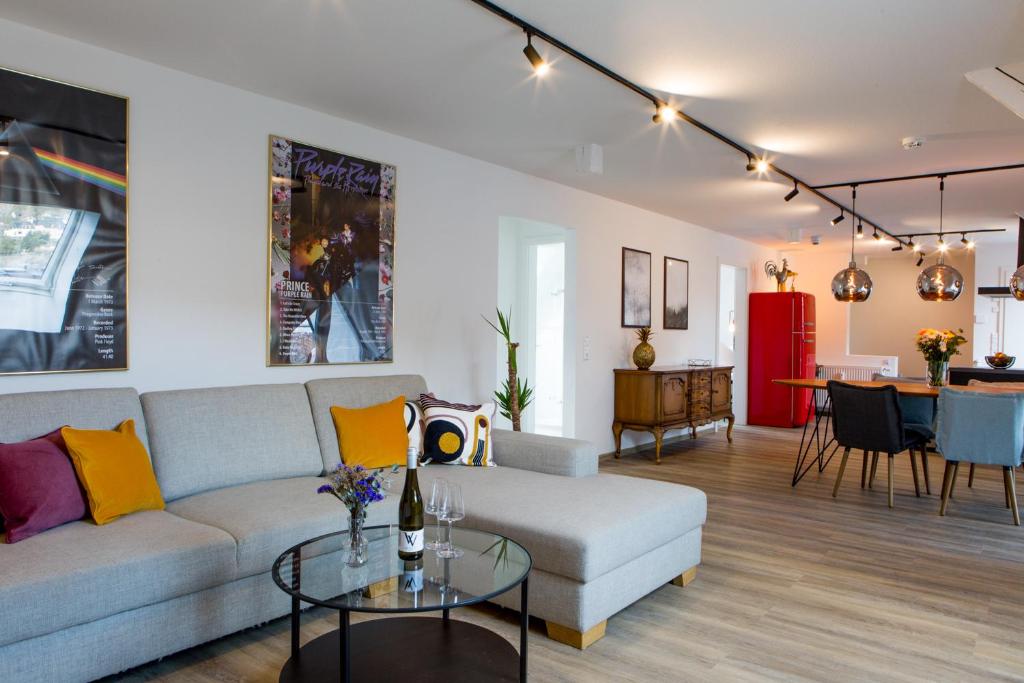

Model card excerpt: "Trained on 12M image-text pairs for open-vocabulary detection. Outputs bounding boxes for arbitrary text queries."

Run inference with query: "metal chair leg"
[832,447,852,498]
[969,463,976,488]
[939,461,955,516]
[869,451,879,488]
[1005,467,1021,526]
[887,453,895,509]
[909,450,921,497]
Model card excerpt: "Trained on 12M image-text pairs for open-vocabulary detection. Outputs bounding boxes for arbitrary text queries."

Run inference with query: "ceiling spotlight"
[873,229,881,240]
[784,182,799,202]
[856,221,864,239]
[961,233,976,250]
[916,253,925,267]
[652,104,677,124]
[523,33,549,76]
[745,155,756,172]
[909,237,920,252]
[831,211,845,226]
[755,157,769,173]
[938,239,949,253]
[891,244,904,252]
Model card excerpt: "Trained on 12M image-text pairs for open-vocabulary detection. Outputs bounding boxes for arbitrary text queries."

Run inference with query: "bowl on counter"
[985,354,1016,369]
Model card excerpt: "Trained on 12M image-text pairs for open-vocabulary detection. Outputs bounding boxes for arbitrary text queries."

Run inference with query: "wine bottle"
[398,446,424,560]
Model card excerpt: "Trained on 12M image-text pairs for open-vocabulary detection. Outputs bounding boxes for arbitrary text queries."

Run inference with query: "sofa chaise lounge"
[0,375,707,682]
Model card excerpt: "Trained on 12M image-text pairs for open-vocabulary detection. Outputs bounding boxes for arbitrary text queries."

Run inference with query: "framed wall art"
[664,256,689,330]
[621,247,651,328]
[0,67,128,375]
[267,136,395,365]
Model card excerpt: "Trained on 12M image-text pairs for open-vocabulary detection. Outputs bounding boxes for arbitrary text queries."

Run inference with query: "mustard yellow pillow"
[61,419,165,525]
[330,395,408,469]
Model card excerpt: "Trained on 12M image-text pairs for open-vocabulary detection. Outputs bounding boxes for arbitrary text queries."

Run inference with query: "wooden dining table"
[773,377,1024,486]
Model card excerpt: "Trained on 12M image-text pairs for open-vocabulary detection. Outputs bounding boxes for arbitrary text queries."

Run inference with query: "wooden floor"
[109,426,1024,682]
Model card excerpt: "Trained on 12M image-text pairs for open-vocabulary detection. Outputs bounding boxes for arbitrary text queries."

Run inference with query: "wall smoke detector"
[901,136,926,150]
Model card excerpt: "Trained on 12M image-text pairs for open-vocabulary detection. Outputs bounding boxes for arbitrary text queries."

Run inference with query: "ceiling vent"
[965,63,1024,120]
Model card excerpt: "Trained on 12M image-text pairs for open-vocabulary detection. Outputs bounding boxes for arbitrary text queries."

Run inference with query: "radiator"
[815,363,891,406]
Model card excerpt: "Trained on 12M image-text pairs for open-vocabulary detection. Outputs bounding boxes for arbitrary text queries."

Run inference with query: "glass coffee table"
[272,525,532,682]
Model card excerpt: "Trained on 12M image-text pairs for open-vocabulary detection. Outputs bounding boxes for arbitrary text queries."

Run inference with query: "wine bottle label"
[401,567,424,592]
[399,528,424,552]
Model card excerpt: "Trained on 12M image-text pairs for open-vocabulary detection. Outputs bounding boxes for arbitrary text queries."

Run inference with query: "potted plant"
[915,328,967,387]
[484,308,533,431]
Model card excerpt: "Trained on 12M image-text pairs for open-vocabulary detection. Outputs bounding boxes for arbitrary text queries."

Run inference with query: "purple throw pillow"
[0,429,87,543]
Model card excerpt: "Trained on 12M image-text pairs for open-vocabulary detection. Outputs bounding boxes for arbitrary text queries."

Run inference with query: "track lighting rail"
[467,0,910,247]
[812,162,1024,189]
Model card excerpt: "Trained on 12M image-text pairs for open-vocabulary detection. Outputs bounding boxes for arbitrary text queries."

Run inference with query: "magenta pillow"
[0,429,87,543]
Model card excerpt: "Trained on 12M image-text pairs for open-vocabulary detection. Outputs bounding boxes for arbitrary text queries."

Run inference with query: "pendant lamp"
[831,186,872,302]
[1011,265,1024,301]
[915,178,964,302]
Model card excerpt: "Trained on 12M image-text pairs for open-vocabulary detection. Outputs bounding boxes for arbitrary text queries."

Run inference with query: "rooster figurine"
[765,259,797,292]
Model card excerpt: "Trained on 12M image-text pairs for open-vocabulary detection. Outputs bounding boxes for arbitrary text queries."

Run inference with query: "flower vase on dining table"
[926,360,949,388]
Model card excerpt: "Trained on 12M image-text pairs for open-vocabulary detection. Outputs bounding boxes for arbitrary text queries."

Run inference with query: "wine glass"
[425,478,448,551]
[437,483,465,559]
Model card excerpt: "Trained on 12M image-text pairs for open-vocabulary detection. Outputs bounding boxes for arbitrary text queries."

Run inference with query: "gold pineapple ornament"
[632,327,656,370]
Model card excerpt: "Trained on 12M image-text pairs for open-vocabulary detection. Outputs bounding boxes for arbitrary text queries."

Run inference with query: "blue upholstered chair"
[935,388,1024,525]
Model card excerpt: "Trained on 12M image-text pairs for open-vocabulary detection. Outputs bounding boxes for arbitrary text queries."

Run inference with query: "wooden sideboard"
[613,366,735,464]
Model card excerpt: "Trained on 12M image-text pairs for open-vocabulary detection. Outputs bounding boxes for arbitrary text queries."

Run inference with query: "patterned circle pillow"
[404,400,423,455]
[419,394,496,467]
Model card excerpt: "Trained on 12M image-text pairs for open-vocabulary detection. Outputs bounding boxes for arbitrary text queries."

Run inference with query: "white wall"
[0,19,776,454]
[973,241,1024,362]
[782,249,901,372]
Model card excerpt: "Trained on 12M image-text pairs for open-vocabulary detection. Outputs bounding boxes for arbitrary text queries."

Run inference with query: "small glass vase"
[346,505,369,568]
[926,360,949,388]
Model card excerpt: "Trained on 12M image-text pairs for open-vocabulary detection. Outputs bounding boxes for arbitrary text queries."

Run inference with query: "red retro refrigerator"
[747,292,816,427]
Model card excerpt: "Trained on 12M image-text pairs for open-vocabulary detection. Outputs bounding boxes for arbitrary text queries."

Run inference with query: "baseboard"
[600,420,731,459]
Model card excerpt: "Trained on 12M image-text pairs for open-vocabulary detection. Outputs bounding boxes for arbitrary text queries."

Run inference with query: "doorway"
[497,217,576,436]
[718,263,749,425]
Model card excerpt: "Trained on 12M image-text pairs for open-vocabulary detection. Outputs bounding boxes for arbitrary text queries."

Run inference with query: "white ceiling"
[2,0,1023,250]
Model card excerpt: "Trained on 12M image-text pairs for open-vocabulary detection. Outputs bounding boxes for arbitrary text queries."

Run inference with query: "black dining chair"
[828,380,931,508]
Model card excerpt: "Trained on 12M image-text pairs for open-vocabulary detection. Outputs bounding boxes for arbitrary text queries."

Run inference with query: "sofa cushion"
[418,466,706,583]
[0,387,149,452]
[0,430,86,543]
[142,384,324,501]
[306,376,428,471]
[0,510,236,647]
[330,396,409,468]
[62,420,166,525]
[167,476,400,578]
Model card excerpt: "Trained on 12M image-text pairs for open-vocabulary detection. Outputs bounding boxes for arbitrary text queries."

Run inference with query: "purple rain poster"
[268,136,395,365]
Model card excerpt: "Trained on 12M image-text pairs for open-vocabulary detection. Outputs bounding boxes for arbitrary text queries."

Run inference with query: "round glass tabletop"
[272,525,532,614]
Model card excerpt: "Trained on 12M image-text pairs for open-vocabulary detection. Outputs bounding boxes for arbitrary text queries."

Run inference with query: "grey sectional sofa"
[0,375,707,682]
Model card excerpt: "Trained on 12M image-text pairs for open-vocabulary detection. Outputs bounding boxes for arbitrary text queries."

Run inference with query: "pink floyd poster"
[268,136,395,365]
[0,68,128,374]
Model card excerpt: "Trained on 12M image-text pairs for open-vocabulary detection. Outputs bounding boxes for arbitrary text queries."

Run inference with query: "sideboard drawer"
[690,370,712,419]
[660,374,689,420]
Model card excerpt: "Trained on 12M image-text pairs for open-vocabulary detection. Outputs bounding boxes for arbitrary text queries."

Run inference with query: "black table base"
[280,617,520,683]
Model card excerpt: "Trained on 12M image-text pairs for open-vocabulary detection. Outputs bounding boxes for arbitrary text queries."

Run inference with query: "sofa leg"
[545,620,607,649]
[670,566,698,587]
